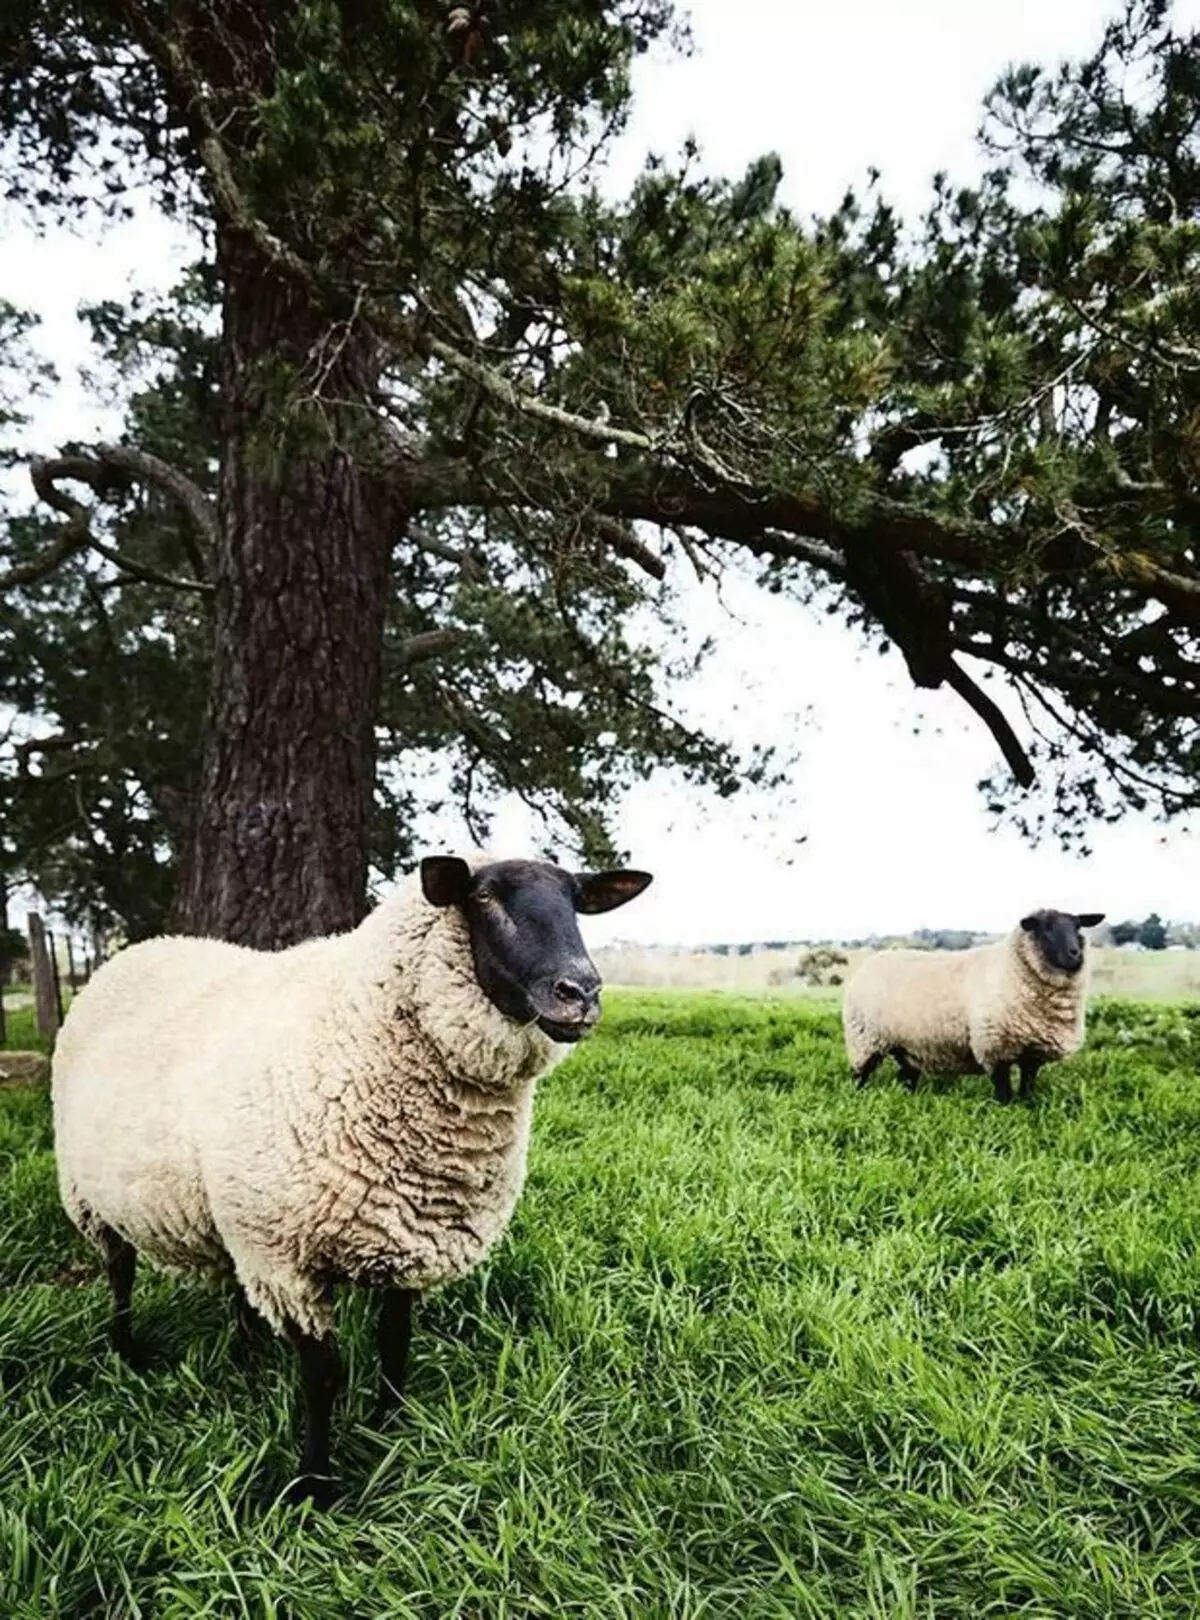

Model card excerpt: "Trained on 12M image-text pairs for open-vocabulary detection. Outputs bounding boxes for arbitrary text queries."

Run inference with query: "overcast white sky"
[4,0,1199,946]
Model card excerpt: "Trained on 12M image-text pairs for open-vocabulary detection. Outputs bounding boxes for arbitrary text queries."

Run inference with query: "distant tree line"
[1107,914,1171,951]
[696,915,1195,957]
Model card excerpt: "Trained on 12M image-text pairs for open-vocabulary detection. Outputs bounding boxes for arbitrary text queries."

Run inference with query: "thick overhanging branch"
[419,339,1200,644]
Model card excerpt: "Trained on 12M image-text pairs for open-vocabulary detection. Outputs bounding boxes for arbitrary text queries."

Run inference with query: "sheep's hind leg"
[283,1316,342,1509]
[231,1281,270,1361]
[853,1052,884,1089]
[377,1287,416,1413]
[991,1062,1014,1105]
[97,1223,138,1364]
[892,1048,921,1092]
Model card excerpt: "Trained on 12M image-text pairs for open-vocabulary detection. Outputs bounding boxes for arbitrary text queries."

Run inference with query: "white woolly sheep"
[842,907,1105,1103]
[52,853,652,1504]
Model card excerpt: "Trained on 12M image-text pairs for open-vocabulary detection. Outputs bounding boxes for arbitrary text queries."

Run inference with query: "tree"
[1139,912,1168,950]
[3,1,1200,943]
[793,946,849,987]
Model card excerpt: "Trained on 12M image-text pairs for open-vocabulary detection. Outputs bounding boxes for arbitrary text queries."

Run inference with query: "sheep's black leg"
[377,1286,416,1411]
[284,1319,341,1508]
[1017,1053,1042,1102]
[892,1048,921,1092]
[991,1062,1014,1105]
[97,1224,138,1363]
[853,1052,884,1089]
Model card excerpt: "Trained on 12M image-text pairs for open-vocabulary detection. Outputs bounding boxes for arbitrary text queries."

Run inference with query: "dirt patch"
[48,1259,97,1287]
[0,1051,50,1086]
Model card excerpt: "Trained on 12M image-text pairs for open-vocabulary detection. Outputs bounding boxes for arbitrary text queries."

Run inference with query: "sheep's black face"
[420,856,653,1042]
[1020,908,1106,976]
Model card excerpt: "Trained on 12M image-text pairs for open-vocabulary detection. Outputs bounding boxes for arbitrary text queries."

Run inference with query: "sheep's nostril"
[554,978,587,1007]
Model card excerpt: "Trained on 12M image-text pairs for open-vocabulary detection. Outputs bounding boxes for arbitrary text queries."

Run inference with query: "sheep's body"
[52,873,565,1338]
[842,926,1091,1085]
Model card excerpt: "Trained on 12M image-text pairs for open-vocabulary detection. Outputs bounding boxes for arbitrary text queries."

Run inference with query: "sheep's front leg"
[284,1321,341,1507]
[1017,1053,1042,1102]
[991,1062,1014,1104]
[377,1286,417,1411]
[853,1052,883,1089]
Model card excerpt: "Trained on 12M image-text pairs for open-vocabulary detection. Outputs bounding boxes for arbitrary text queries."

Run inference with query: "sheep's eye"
[475,890,495,908]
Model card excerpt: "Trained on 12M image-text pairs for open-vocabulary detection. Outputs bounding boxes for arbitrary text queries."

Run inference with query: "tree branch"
[577,513,665,580]
[943,659,1036,787]
[122,8,318,290]
[98,444,218,556]
[89,536,214,594]
[13,452,215,595]
[425,335,664,453]
[0,459,93,590]
[397,628,474,666]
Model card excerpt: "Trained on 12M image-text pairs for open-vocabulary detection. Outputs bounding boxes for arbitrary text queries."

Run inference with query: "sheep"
[52,853,652,1505]
[842,908,1105,1103]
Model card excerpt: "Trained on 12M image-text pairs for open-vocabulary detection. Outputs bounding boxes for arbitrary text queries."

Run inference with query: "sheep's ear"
[1019,914,1039,932]
[574,869,654,914]
[1076,912,1106,929]
[421,856,473,908]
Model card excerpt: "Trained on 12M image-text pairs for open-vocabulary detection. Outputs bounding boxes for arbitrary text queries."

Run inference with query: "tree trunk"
[171,251,397,949]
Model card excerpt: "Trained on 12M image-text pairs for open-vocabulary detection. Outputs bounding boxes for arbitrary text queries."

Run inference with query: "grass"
[4,992,1200,1616]
[0,1002,54,1054]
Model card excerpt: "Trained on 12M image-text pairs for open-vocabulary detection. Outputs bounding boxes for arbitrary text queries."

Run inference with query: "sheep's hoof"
[281,1471,337,1510]
[111,1336,148,1373]
[373,1386,408,1429]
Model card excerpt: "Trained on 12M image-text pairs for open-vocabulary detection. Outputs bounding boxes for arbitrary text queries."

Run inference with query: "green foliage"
[5,991,1200,1612]
[4,2,1200,929]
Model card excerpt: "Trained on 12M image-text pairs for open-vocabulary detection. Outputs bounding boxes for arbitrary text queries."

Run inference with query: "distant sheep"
[52,854,652,1505]
[842,908,1105,1102]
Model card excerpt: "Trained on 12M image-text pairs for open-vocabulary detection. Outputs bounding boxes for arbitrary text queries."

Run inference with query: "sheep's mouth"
[535,1014,597,1044]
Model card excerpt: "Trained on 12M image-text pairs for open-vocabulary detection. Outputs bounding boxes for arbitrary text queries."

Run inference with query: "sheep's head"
[420,856,653,1042]
[1019,909,1106,978]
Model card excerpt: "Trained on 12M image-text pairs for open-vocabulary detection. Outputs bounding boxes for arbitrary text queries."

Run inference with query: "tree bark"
[170,250,397,949]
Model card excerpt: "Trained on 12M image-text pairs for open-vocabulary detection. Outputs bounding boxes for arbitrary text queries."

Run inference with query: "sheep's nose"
[554,977,595,1008]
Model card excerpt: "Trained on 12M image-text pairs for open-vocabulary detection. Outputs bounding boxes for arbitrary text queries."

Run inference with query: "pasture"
[593,944,1200,1002]
[3,991,1200,1616]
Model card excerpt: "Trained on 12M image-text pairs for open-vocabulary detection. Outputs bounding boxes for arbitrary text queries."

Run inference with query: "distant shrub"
[793,947,849,988]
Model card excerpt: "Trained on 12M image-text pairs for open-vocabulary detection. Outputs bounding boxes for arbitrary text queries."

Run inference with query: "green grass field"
[4,992,1200,1617]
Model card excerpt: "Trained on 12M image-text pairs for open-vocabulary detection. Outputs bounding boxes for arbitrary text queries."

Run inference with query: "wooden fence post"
[46,929,65,1023]
[0,879,7,1047]
[27,912,60,1040]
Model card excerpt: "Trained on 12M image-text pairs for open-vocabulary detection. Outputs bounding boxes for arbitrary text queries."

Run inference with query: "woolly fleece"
[52,868,568,1337]
[841,922,1094,1078]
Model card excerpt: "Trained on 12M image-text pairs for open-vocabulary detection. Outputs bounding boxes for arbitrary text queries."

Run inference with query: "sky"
[4,0,1200,948]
